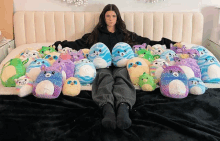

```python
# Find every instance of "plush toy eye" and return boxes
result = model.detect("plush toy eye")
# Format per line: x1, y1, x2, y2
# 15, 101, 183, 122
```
169, 53, 171, 56
205, 58, 208, 61
20, 52, 24, 56
34, 60, 37, 62
128, 63, 133, 69
53, 56, 58, 60
191, 81, 193, 83
135, 61, 142, 65
142, 78, 144, 81
155, 62, 158, 65
143, 52, 146, 54
210, 60, 213, 62
44, 71, 47, 74
41, 51, 44, 54
52, 71, 55, 74
203, 49, 206, 52
77, 55, 80, 57
58, 61, 61, 63
73, 81, 78, 85
197, 80, 199, 83
139, 47, 141, 49
178, 71, 181, 73
24, 79, 27, 81
188, 52, 190, 54
158, 50, 161, 52
99, 49, 102, 52
67, 81, 72, 84
48, 48, 51, 51
45, 55, 51, 59
93, 51, 96, 53
124, 50, 127, 52
118, 51, 120, 54
169, 70, 172, 73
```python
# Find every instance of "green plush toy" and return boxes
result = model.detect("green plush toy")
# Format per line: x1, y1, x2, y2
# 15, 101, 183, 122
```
138, 72, 156, 91
137, 49, 154, 66
38, 45, 57, 58
0, 58, 26, 87
153, 55, 160, 60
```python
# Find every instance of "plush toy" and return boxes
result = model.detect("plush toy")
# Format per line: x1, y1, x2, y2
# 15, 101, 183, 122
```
127, 57, 149, 86
197, 55, 220, 83
57, 44, 75, 54
174, 57, 201, 79
191, 45, 210, 59
87, 43, 111, 69
147, 44, 166, 55
160, 49, 177, 65
132, 43, 147, 57
170, 43, 186, 54
181, 48, 200, 59
15, 75, 33, 97
68, 49, 84, 63
74, 59, 96, 85
159, 64, 189, 99
81, 48, 90, 58
1, 58, 26, 87
32, 65, 63, 99
138, 72, 156, 91
153, 55, 160, 60
38, 46, 57, 58
137, 49, 154, 66
188, 77, 208, 95
44, 52, 60, 65
112, 42, 135, 67
26, 59, 51, 81
62, 77, 81, 96
149, 59, 168, 83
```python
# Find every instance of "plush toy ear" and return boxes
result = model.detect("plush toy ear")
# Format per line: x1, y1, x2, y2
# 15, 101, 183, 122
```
78, 49, 83, 54
14, 79, 18, 83
162, 64, 168, 69
170, 43, 173, 48
22, 58, 29, 65
52, 45, 56, 49
146, 45, 152, 51
41, 64, 46, 71
143, 72, 146, 75
142, 43, 147, 48
58, 44, 62, 51
162, 45, 166, 50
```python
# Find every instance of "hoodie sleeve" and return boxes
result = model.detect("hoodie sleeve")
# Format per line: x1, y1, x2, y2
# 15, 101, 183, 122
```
52, 33, 91, 51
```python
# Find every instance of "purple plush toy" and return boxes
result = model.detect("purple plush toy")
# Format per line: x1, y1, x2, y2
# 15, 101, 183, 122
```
160, 64, 189, 99
170, 43, 186, 54
68, 50, 84, 63
181, 48, 200, 59
32, 65, 63, 99
133, 43, 147, 53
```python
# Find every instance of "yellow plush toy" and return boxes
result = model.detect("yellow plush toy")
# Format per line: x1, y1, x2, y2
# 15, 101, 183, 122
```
81, 48, 90, 58
62, 77, 81, 96
44, 52, 60, 65
127, 57, 149, 86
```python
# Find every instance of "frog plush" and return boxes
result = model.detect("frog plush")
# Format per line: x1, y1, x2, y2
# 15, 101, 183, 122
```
139, 72, 156, 91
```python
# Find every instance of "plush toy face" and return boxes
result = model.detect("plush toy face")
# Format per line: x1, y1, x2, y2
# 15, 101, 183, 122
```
160, 65, 188, 99
81, 48, 90, 58
191, 46, 209, 58
38, 46, 57, 58
15, 76, 32, 86
160, 49, 177, 64
147, 44, 166, 55
150, 59, 168, 83
188, 77, 207, 95
58, 46, 74, 54
88, 43, 111, 69
44, 52, 60, 65
112, 42, 135, 67
18, 49, 41, 67
170, 43, 186, 54
62, 77, 81, 96
132, 43, 147, 54
182, 48, 200, 59
15, 75, 33, 97
138, 72, 156, 91
69, 49, 84, 63
137, 49, 154, 63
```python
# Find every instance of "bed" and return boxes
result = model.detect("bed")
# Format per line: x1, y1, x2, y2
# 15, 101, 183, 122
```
0, 11, 220, 141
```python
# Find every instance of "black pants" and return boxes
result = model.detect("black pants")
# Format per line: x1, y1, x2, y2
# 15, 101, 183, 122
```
92, 66, 136, 109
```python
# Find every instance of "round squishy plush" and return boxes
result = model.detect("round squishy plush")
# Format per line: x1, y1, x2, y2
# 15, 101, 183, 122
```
147, 44, 166, 55
127, 57, 149, 86
188, 77, 208, 95
160, 49, 177, 65
191, 46, 210, 58
132, 43, 147, 57
112, 42, 135, 67
137, 49, 154, 66
38, 45, 57, 58
88, 42, 111, 69
138, 72, 156, 91
1, 58, 26, 87
81, 48, 90, 58
15, 75, 33, 97
44, 52, 60, 65
159, 64, 189, 99
62, 77, 81, 96
181, 48, 200, 59
170, 43, 186, 54
74, 59, 96, 85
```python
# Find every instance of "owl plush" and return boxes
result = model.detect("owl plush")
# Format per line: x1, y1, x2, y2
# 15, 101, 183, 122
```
147, 44, 166, 55
170, 43, 186, 54
197, 55, 220, 83
38, 45, 57, 58
112, 42, 135, 67
44, 52, 60, 65
15, 75, 33, 97
138, 72, 156, 91
81, 48, 90, 58
1, 58, 26, 87
132, 43, 147, 57
160, 64, 189, 99
62, 77, 81, 96
181, 48, 200, 59
188, 77, 208, 95
74, 59, 96, 85
174, 57, 201, 79
87, 43, 111, 69
26, 59, 51, 81
33, 65, 63, 99
68, 49, 84, 63
160, 49, 177, 65
127, 57, 149, 86
137, 49, 154, 66
149, 59, 168, 83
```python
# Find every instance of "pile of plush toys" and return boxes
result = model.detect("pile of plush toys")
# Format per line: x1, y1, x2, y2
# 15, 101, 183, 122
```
1, 41, 220, 99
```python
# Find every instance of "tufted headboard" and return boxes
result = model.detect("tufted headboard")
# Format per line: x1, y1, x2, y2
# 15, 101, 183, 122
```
14, 11, 204, 47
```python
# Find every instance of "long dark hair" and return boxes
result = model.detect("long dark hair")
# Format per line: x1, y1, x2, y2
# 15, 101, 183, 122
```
86, 4, 136, 46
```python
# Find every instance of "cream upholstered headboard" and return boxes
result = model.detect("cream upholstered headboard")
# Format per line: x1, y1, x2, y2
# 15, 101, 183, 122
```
14, 11, 204, 47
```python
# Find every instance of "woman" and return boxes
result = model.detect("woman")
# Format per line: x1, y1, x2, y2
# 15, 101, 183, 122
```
53, 4, 176, 130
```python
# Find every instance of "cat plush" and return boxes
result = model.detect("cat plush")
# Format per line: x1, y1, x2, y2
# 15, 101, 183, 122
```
188, 77, 208, 95
197, 55, 220, 83
160, 49, 177, 65
15, 75, 33, 97
87, 43, 111, 69
132, 43, 147, 57
137, 49, 154, 66
181, 48, 200, 59
26, 58, 51, 81
68, 49, 84, 63
1, 58, 26, 87
38, 45, 57, 58
62, 77, 81, 96
44, 52, 60, 65
74, 59, 96, 85
138, 72, 156, 91
147, 44, 166, 55
160, 64, 189, 99
170, 43, 186, 54
112, 42, 135, 67
32, 65, 63, 99
127, 57, 149, 86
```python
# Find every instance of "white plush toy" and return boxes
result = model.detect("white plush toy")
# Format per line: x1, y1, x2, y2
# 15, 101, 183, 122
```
15, 75, 33, 97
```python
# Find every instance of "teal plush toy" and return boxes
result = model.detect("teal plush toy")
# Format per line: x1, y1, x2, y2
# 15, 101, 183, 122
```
138, 72, 156, 91
0, 58, 26, 87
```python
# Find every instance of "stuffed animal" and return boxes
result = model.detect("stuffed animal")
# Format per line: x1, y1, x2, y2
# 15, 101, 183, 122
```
74, 59, 96, 85
137, 49, 154, 66
15, 75, 33, 97
1, 58, 26, 87
170, 43, 186, 54
57, 44, 75, 54
87, 43, 111, 69
44, 52, 60, 65
188, 77, 208, 95
26, 59, 51, 81
191, 45, 211, 60
159, 64, 189, 99
62, 77, 81, 96
160, 49, 177, 65
68, 49, 84, 63
149, 59, 168, 83
81, 48, 90, 58
181, 48, 200, 59
147, 44, 166, 55
132, 43, 147, 56
197, 55, 220, 83
127, 57, 149, 86
38, 45, 57, 58
138, 72, 156, 91
32, 65, 63, 99
112, 42, 135, 67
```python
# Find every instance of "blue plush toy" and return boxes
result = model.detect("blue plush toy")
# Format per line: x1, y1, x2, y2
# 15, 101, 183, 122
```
74, 59, 96, 85
88, 42, 111, 69
197, 55, 220, 83
191, 46, 209, 58
112, 42, 135, 67
160, 49, 177, 65
188, 77, 208, 95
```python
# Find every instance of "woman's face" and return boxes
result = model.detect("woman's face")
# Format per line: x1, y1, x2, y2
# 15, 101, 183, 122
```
105, 11, 117, 27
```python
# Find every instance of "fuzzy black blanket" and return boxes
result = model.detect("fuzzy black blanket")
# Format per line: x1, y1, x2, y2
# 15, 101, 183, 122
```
0, 88, 220, 141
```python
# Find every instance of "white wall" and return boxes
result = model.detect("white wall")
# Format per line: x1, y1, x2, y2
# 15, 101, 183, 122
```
13, 0, 220, 45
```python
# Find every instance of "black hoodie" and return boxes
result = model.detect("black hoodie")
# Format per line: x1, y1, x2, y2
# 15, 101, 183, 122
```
53, 26, 176, 51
